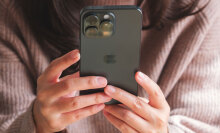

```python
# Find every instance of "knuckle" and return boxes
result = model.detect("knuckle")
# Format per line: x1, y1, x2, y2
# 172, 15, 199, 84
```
62, 55, 70, 64
73, 112, 82, 120
71, 98, 79, 109
152, 89, 160, 97
94, 93, 102, 103
88, 77, 96, 86
132, 97, 144, 110
122, 110, 132, 121
62, 80, 71, 90
155, 116, 166, 128
95, 94, 99, 103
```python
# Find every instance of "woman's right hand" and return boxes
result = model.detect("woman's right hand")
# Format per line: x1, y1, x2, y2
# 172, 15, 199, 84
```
33, 49, 111, 133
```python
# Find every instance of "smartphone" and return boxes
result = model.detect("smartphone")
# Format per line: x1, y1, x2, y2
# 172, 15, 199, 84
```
80, 6, 142, 104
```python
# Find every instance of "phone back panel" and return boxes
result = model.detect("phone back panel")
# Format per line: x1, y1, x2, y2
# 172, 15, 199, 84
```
80, 6, 142, 104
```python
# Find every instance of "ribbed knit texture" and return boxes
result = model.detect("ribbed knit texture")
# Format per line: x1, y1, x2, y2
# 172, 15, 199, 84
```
0, 0, 220, 133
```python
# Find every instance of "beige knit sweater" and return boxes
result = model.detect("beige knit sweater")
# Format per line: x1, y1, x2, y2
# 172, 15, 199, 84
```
0, 0, 220, 133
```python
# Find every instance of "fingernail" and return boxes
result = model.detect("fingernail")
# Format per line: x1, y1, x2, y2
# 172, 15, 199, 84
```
106, 85, 116, 94
71, 50, 80, 59
137, 72, 145, 80
97, 77, 107, 86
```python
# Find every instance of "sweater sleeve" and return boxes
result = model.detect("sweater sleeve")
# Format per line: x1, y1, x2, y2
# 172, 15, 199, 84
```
167, 14, 220, 133
0, 43, 37, 133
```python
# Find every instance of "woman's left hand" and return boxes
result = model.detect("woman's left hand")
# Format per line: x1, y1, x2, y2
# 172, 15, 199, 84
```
103, 71, 170, 133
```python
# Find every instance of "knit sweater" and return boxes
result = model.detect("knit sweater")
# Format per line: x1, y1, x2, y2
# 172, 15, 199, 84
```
0, 0, 220, 133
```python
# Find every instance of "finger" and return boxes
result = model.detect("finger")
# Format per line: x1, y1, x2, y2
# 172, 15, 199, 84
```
104, 105, 150, 133
103, 110, 138, 133
53, 93, 112, 113
118, 104, 129, 109
61, 90, 77, 98
60, 72, 80, 98
46, 76, 107, 99
138, 96, 149, 103
44, 49, 80, 83
135, 71, 166, 109
104, 85, 156, 121
61, 103, 105, 125
60, 71, 80, 82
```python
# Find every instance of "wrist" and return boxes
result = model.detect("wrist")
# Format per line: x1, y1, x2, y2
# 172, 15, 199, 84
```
33, 100, 52, 133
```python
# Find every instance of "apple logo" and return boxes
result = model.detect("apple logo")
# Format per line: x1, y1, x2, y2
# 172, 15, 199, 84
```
104, 54, 116, 64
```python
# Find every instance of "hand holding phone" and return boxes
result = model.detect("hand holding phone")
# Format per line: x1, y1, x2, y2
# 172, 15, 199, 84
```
33, 50, 112, 132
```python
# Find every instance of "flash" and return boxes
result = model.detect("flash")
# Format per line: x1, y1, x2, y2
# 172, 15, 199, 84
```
104, 14, 110, 19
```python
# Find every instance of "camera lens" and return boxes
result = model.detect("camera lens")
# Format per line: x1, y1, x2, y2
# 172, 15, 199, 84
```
84, 15, 99, 27
100, 21, 113, 36
85, 27, 98, 37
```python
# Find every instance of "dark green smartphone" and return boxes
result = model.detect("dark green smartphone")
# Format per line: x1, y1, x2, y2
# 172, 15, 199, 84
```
80, 6, 142, 104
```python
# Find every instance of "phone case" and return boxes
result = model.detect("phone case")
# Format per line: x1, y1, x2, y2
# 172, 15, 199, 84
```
80, 6, 142, 104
